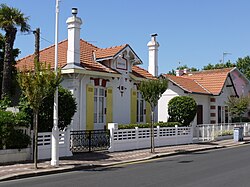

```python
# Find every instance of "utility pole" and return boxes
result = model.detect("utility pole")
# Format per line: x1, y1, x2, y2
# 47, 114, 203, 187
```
33, 27, 40, 169
51, 0, 59, 167
33, 28, 40, 63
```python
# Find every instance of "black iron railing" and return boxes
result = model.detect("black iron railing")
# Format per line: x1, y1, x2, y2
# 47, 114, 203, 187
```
70, 130, 110, 152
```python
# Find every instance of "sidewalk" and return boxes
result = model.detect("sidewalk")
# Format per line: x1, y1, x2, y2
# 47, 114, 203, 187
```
1, 137, 250, 182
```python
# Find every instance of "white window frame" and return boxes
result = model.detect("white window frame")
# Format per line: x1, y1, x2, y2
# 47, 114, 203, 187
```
137, 92, 145, 123
94, 87, 106, 125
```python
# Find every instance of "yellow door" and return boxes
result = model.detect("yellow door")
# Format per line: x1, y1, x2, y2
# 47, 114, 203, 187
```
106, 87, 113, 126
131, 88, 137, 123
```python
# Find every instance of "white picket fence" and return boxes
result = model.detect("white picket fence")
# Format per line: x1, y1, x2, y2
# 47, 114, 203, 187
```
108, 124, 193, 152
32, 130, 72, 160
194, 123, 250, 142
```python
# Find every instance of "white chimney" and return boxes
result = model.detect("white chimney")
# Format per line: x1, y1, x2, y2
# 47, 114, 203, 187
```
66, 8, 82, 67
147, 33, 159, 77
175, 69, 184, 76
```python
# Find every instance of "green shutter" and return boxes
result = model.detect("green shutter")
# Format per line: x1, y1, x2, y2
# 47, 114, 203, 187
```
146, 102, 151, 123
131, 89, 137, 123
86, 84, 94, 130
106, 87, 113, 126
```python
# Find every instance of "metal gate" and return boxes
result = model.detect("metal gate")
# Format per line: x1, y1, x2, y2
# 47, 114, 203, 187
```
70, 130, 110, 152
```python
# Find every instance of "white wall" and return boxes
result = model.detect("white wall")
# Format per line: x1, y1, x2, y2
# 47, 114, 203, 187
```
158, 82, 184, 122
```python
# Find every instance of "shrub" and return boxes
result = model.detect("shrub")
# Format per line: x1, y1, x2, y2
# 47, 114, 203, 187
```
168, 96, 197, 126
18, 86, 77, 132
118, 122, 182, 129
0, 110, 30, 149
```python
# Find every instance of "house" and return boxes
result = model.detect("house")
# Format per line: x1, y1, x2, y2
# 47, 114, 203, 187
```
157, 67, 250, 126
16, 8, 155, 131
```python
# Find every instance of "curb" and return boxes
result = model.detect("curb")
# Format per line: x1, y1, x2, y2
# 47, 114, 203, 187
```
0, 142, 249, 182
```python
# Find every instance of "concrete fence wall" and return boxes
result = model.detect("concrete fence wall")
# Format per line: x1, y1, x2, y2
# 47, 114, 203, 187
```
108, 124, 193, 152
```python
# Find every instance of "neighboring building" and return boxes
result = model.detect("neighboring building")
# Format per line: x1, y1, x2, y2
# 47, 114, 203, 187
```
17, 8, 155, 130
158, 68, 248, 126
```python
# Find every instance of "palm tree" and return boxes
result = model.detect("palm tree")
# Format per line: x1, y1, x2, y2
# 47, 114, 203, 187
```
0, 4, 30, 99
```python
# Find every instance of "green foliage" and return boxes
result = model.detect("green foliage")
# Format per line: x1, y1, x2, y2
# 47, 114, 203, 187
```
118, 122, 182, 129
202, 61, 235, 70
139, 77, 168, 111
236, 56, 250, 80
18, 86, 77, 132
0, 110, 30, 149
38, 86, 77, 132
17, 61, 62, 112
0, 4, 30, 99
168, 96, 197, 126
0, 96, 11, 110
226, 96, 250, 122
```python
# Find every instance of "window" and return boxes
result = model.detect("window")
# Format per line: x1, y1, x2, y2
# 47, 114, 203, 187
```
94, 87, 105, 124
218, 106, 221, 123
137, 92, 145, 123
225, 106, 229, 123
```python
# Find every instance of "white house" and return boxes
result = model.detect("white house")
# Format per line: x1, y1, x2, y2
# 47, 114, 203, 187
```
17, 8, 155, 131
157, 67, 250, 126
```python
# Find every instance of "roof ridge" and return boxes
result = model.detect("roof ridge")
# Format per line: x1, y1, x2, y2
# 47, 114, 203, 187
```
193, 79, 211, 94
96, 44, 127, 51
80, 38, 99, 49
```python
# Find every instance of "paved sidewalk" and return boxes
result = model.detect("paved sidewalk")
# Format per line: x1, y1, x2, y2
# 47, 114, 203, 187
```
0, 137, 250, 181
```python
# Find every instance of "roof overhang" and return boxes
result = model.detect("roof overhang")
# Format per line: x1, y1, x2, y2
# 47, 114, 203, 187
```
61, 68, 121, 78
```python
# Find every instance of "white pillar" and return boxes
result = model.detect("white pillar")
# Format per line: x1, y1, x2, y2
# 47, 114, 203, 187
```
147, 33, 159, 77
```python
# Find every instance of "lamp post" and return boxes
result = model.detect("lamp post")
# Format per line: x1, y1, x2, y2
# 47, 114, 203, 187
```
222, 52, 231, 64
51, 0, 60, 167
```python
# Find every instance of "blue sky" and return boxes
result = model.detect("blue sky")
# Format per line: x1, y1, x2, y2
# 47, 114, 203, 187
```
1, 0, 250, 74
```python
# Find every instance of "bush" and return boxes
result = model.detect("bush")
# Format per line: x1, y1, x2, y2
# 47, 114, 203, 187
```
118, 122, 182, 129
168, 96, 197, 126
19, 86, 77, 132
0, 110, 30, 149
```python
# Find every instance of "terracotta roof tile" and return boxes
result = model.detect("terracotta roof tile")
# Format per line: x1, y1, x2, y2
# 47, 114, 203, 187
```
166, 74, 210, 94
16, 39, 150, 78
94, 45, 127, 60
132, 66, 154, 79
165, 68, 233, 95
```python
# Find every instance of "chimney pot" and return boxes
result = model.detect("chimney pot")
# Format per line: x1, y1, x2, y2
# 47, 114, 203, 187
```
72, 8, 78, 16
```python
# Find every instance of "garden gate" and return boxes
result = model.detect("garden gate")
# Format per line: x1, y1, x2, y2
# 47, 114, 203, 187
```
70, 130, 110, 152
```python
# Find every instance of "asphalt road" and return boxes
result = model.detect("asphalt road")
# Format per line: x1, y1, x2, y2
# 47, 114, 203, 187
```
1, 144, 250, 187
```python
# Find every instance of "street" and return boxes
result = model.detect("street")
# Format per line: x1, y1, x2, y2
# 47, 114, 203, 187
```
1, 144, 250, 187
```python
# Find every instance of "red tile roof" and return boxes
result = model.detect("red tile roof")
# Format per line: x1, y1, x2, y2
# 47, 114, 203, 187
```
16, 39, 149, 78
164, 68, 234, 95
132, 66, 155, 79
95, 45, 128, 60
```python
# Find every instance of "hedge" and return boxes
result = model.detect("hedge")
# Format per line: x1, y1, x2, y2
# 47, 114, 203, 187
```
118, 122, 182, 129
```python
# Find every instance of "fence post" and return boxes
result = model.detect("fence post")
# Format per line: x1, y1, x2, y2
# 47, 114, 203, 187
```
135, 127, 139, 149
108, 123, 117, 152
175, 125, 178, 145
65, 129, 73, 157
88, 131, 91, 152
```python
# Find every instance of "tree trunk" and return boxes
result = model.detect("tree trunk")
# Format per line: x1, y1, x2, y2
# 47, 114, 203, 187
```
1, 28, 17, 99
150, 110, 155, 153
33, 110, 39, 169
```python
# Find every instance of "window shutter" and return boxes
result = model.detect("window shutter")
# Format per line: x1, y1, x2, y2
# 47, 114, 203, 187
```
131, 88, 137, 123
86, 84, 94, 130
106, 87, 113, 125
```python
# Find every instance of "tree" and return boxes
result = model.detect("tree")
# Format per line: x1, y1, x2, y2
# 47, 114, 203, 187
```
202, 61, 235, 70
38, 86, 77, 132
139, 77, 168, 153
226, 96, 250, 122
0, 4, 30, 99
168, 96, 197, 126
236, 56, 250, 80
168, 65, 198, 75
17, 61, 61, 169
